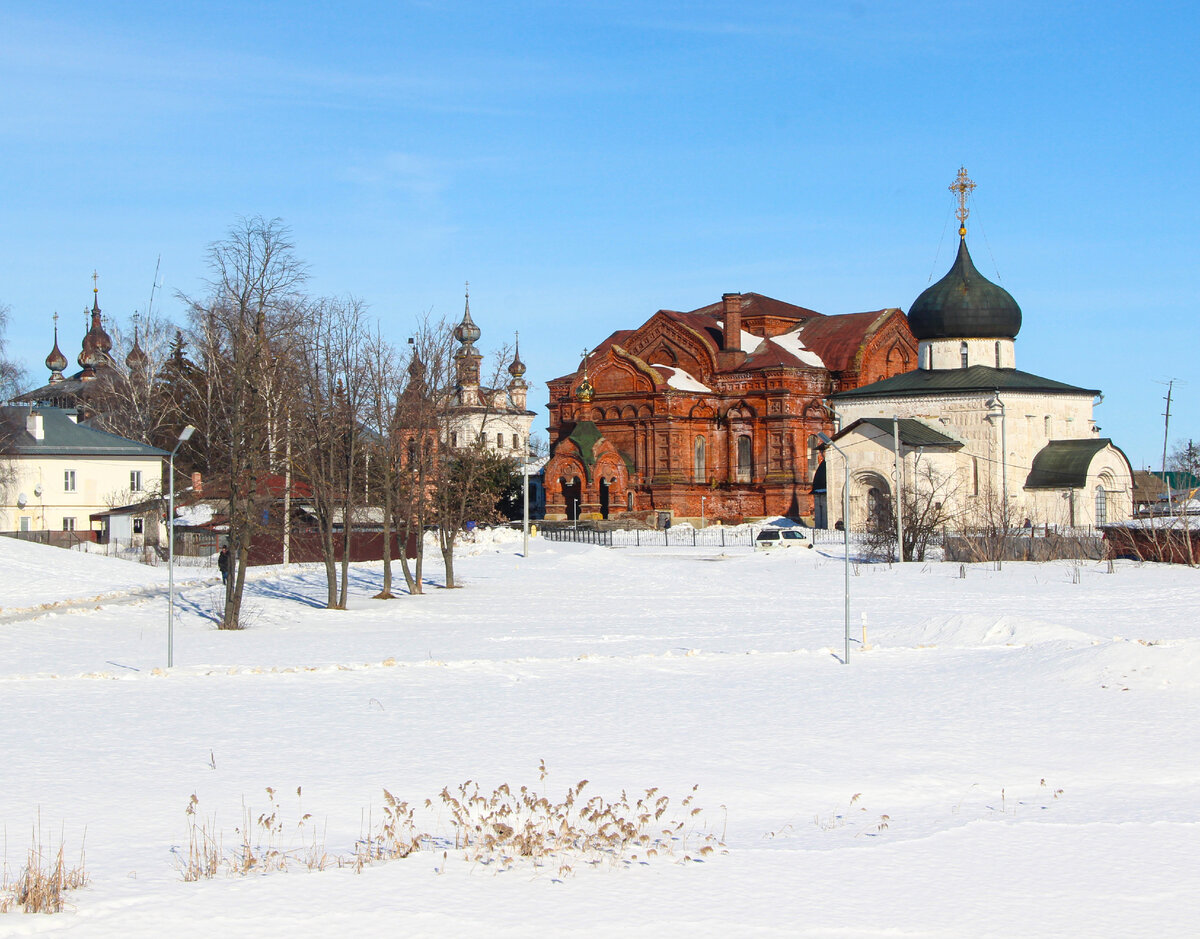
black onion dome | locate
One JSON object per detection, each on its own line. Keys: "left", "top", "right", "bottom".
{"left": 908, "top": 237, "right": 1022, "bottom": 341}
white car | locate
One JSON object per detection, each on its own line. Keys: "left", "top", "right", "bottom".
{"left": 754, "top": 528, "right": 810, "bottom": 549}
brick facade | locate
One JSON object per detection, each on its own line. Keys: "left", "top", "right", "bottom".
{"left": 544, "top": 292, "right": 916, "bottom": 523}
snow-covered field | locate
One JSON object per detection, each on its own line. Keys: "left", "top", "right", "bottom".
{"left": 1, "top": 531, "right": 1198, "bottom": 937}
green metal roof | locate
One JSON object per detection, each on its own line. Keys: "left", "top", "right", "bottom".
{"left": 833, "top": 365, "right": 1098, "bottom": 400}
{"left": 1, "top": 406, "right": 167, "bottom": 458}
{"left": 847, "top": 417, "right": 964, "bottom": 449}
{"left": 1025, "top": 438, "right": 1114, "bottom": 489}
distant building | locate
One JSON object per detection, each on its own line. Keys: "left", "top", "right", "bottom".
{"left": 823, "top": 169, "right": 1134, "bottom": 531}
{"left": 441, "top": 288, "right": 536, "bottom": 457}
{"left": 543, "top": 292, "right": 916, "bottom": 522}
{"left": 0, "top": 406, "right": 166, "bottom": 536}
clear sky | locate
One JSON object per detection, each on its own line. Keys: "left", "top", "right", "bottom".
{"left": 2, "top": 1, "right": 1196, "bottom": 468}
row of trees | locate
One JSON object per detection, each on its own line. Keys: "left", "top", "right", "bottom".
{"left": 62, "top": 218, "right": 524, "bottom": 628}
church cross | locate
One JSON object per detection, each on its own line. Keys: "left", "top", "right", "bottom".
{"left": 949, "top": 166, "right": 976, "bottom": 234}
{"left": 92, "top": 269, "right": 99, "bottom": 294}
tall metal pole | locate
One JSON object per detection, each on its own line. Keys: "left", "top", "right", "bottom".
{"left": 522, "top": 451, "right": 530, "bottom": 556}
{"left": 820, "top": 433, "right": 851, "bottom": 664}
{"left": 167, "top": 426, "right": 196, "bottom": 669}
{"left": 893, "top": 416, "right": 904, "bottom": 562}
{"left": 168, "top": 451, "right": 175, "bottom": 668}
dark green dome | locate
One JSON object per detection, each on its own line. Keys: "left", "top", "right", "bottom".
{"left": 908, "top": 237, "right": 1022, "bottom": 341}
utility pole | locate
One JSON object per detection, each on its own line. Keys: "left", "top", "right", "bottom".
{"left": 1161, "top": 379, "right": 1175, "bottom": 511}
{"left": 893, "top": 416, "right": 904, "bottom": 562}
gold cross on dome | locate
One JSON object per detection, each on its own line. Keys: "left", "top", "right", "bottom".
{"left": 92, "top": 269, "right": 99, "bottom": 293}
{"left": 950, "top": 166, "right": 976, "bottom": 233}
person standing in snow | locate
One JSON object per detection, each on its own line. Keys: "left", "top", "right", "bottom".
{"left": 218, "top": 545, "right": 230, "bottom": 586}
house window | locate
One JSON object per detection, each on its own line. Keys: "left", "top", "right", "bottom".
{"left": 512, "top": 434, "right": 520, "bottom": 450}
{"left": 694, "top": 437, "right": 706, "bottom": 482}
{"left": 131, "top": 470, "right": 143, "bottom": 492}
{"left": 960, "top": 342, "right": 969, "bottom": 369}
{"left": 19, "top": 517, "right": 30, "bottom": 532}
{"left": 737, "top": 435, "right": 752, "bottom": 481}
{"left": 64, "top": 469, "right": 77, "bottom": 492}
{"left": 133, "top": 517, "right": 144, "bottom": 534}
{"left": 62, "top": 517, "right": 76, "bottom": 531}
{"left": 1095, "top": 486, "right": 1107, "bottom": 527}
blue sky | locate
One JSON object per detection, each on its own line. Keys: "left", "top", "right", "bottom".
{"left": 2, "top": 1, "right": 1196, "bottom": 468}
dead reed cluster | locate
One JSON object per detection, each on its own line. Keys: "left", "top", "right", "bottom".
{"left": 433, "top": 773, "right": 721, "bottom": 873}
{"left": 0, "top": 822, "right": 89, "bottom": 914}
{"left": 181, "top": 767, "right": 721, "bottom": 882}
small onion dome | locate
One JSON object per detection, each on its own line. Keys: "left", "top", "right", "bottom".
{"left": 79, "top": 292, "right": 114, "bottom": 371}
{"left": 46, "top": 327, "right": 68, "bottom": 380}
{"left": 508, "top": 344, "right": 526, "bottom": 379}
{"left": 126, "top": 336, "right": 149, "bottom": 373}
{"left": 454, "top": 293, "right": 481, "bottom": 347}
{"left": 908, "top": 237, "right": 1022, "bottom": 341}
{"left": 575, "top": 376, "right": 594, "bottom": 402}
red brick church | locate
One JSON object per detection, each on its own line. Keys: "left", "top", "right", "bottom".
{"left": 544, "top": 292, "right": 916, "bottom": 523}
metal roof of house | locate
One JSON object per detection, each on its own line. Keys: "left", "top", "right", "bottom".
{"left": 0, "top": 406, "right": 167, "bottom": 458}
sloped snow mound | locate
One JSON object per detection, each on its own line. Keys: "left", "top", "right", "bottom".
{"left": 893, "top": 613, "right": 1099, "bottom": 648}
{"left": 0, "top": 535, "right": 171, "bottom": 610}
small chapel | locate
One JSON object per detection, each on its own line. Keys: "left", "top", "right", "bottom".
{"left": 543, "top": 292, "right": 917, "bottom": 522}
{"left": 822, "top": 169, "right": 1134, "bottom": 531}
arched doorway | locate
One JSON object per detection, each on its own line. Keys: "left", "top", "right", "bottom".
{"left": 561, "top": 476, "right": 582, "bottom": 520}
{"left": 599, "top": 478, "right": 610, "bottom": 520}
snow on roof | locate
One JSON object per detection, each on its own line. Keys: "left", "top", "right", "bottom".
{"left": 657, "top": 365, "right": 712, "bottom": 393}
{"left": 770, "top": 329, "right": 825, "bottom": 367}
{"left": 174, "top": 503, "right": 214, "bottom": 527}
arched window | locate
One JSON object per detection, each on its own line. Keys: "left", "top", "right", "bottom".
{"left": 737, "top": 435, "right": 752, "bottom": 481}
{"left": 972, "top": 457, "right": 979, "bottom": 495}
{"left": 450, "top": 432, "right": 458, "bottom": 448}
{"left": 808, "top": 434, "right": 820, "bottom": 480}
{"left": 694, "top": 436, "right": 706, "bottom": 482}
{"left": 1095, "top": 486, "right": 1107, "bottom": 527}
{"left": 994, "top": 341, "right": 1001, "bottom": 367}
{"left": 406, "top": 438, "right": 416, "bottom": 465}
{"left": 627, "top": 491, "right": 634, "bottom": 510}
{"left": 924, "top": 345, "right": 932, "bottom": 370}
{"left": 960, "top": 342, "right": 969, "bottom": 369}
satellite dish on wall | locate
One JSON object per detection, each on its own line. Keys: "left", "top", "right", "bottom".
{"left": 16, "top": 493, "right": 27, "bottom": 508}
{"left": 33, "top": 483, "right": 42, "bottom": 497}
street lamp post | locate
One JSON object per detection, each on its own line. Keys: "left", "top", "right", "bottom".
{"left": 522, "top": 450, "right": 530, "bottom": 557}
{"left": 573, "top": 498, "right": 579, "bottom": 532}
{"left": 987, "top": 392, "right": 1008, "bottom": 569}
{"left": 701, "top": 496, "right": 706, "bottom": 529}
{"left": 819, "top": 432, "right": 851, "bottom": 664}
{"left": 167, "top": 425, "right": 196, "bottom": 668}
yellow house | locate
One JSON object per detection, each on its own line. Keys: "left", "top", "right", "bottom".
{"left": 0, "top": 406, "right": 167, "bottom": 537}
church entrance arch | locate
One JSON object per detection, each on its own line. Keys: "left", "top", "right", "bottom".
{"left": 852, "top": 471, "right": 892, "bottom": 530}
{"left": 599, "top": 479, "right": 610, "bottom": 519}
{"left": 561, "top": 476, "right": 582, "bottom": 520}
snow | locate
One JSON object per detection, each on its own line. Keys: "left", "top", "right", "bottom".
{"left": 769, "top": 329, "right": 825, "bottom": 368}
{"left": 2, "top": 531, "right": 1199, "bottom": 935}
{"left": 654, "top": 364, "right": 712, "bottom": 392}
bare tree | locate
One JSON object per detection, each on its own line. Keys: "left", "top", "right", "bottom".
{"left": 0, "top": 303, "right": 25, "bottom": 505}
{"left": 292, "top": 296, "right": 370, "bottom": 609}
{"left": 87, "top": 310, "right": 179, "bottom": 454}
{"left": 1168, "top": 438, "right": 1200, "bottom": 479}
{"left": 181, "top": 217, "right": 307, "bottom": 629}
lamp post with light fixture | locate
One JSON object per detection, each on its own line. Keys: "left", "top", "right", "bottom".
{"left": 167, "top": 425, "right": 196, "bottom": 668}
{"left": 819, "top": 431, "right": 851, "bottom": 664}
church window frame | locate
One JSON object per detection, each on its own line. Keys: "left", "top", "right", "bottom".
{"left": 1094, "top": 485, "right": 1107, "bottom": 527}
{"left": 694, "top": 436, "right": 706, "bottom": 483}
{"left": 808, "top": 434, "right": 820, "bottom": 481}
{"left": 736, "top": 434, "right": 753, "bottom": 482}
{"left": 960, "top": 342, "right": 969, "bottom": 369}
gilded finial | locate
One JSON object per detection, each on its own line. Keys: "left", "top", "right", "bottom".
{"left": 950, "top": 166, "right": 976, "bottom": 237}
{"left": 92, "top": 269, "right": 99, "bottom": 294}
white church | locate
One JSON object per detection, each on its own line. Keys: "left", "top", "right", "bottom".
{"left": 822, "top": 170, "right": 1133, "bottom": 532}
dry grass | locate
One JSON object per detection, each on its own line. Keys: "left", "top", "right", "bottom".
{"left": 432, "top": 764, "right": 722, "bottom": 873}
{"left": 0, "top": 819, "right": 89, "bottom": 914}
{"left": 180, "top": 766, "right": 722, "bottom": 882}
